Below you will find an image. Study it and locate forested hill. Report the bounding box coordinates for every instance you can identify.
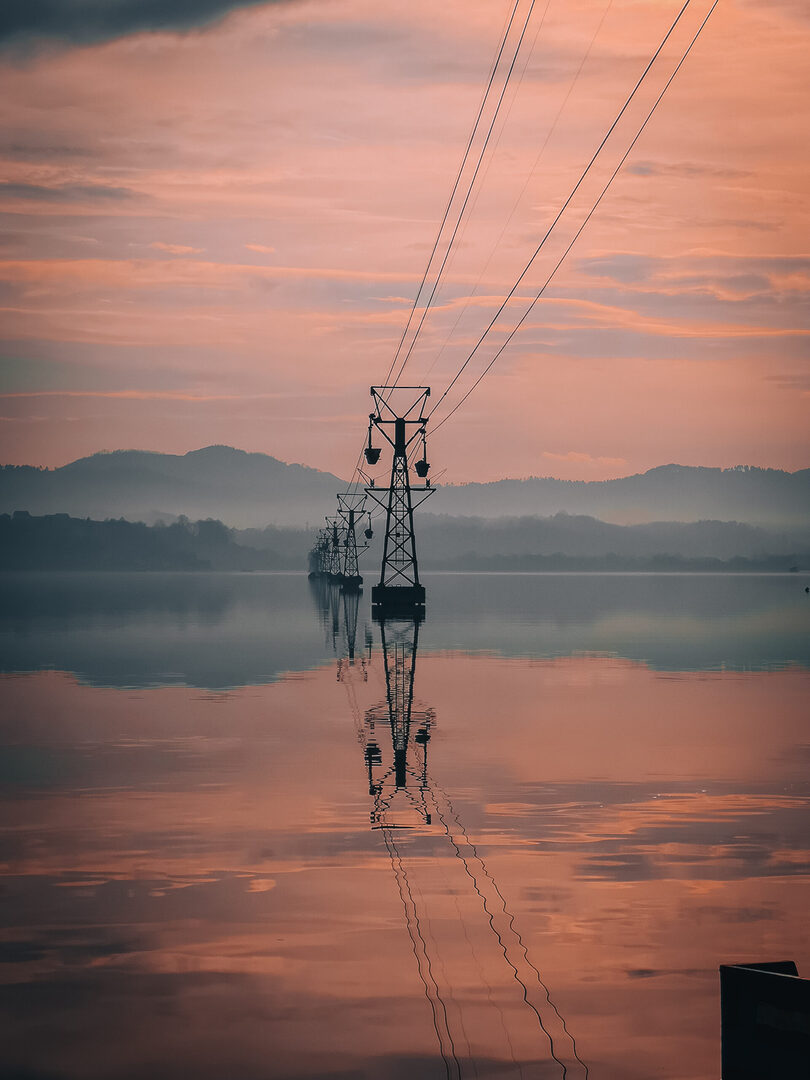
[1,449,807,528]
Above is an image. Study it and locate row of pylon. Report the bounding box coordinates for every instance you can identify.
[307,491,373,592]
[309,385,435,613]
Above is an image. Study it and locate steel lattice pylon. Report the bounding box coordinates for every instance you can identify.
[365,386,433,618]
[325,517,342,579]
[307,525,334,579]
[336,491,368,592]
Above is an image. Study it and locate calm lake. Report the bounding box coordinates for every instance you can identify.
[1,572,808,1079]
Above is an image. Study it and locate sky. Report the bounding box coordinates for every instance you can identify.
[0,0,808,482]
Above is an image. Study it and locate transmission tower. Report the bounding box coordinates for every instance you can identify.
[307,526,331,579]
[364,386,434,618]
[336,491,368,592]
[324,516,344,581]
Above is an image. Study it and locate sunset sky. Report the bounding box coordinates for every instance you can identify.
[1,0,808,481]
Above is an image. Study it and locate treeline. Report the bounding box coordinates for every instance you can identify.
[1,511,808,573]
[416,512,810,561]
[427,552,808,573]
[0,512,288,571]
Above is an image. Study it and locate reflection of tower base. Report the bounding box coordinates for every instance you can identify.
[371,584,425,620]
[340,575,363,592]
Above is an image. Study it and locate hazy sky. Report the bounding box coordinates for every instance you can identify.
[1,0,808,481]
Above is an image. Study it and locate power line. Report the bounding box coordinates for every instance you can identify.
[389,0,543,391]
[427,0,694,423]
[430,0,720,437]
[344,0,526,498]
[416,0,556,359]
[423,0,615,385]
[379,0,524,393]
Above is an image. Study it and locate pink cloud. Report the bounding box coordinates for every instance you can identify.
[149,241,205,255]
[541,450,628,470]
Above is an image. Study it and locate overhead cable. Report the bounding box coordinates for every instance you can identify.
[345,0,525,497]
[389,0,543,391]
[424,0,615,383]
[427,0,695,422]
[378,0,524,394]
[430,0,720,436]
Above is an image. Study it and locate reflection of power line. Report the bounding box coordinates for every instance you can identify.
[445,860,523,1080]
[381,826,449,1077]
[412,870,478,1078]
[428,792,567,1078]
[383,825,463,1080]
[431,780,588,1079]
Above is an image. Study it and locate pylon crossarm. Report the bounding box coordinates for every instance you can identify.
[337,492,367,515]
[370,419,425,452]
[370,386,430,423]
[365,488,391,513]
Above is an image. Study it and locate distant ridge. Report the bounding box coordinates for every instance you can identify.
[436,464,810,527]
[0,445,347,528]
[1,448,807,528]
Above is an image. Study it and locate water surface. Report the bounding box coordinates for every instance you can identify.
[1,572,808,1079]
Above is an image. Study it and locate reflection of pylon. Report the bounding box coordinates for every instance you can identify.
[330,595,587,1078]
[365,387,433,618]
[341,587,360,661]
[364,617,434,828]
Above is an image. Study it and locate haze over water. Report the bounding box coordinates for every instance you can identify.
[1,571,808,1079]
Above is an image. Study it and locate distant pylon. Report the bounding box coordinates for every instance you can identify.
[364,386,433,618]
[336,491,368,592]
[307,526,331,578]
[325,516,344,580]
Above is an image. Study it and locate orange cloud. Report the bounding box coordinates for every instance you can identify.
[149,241,205,255]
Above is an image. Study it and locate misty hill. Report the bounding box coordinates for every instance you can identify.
[435,465,810,528]
[415,513,810,564]
[239,513,810,569]
[0,446,346,528]
[1,449,808,529]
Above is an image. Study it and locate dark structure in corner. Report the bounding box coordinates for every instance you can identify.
[720,960,809,1078]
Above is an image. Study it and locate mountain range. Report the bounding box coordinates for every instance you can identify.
[0,446,345,528]
[1,446,808,529]
[437,465,810,527]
